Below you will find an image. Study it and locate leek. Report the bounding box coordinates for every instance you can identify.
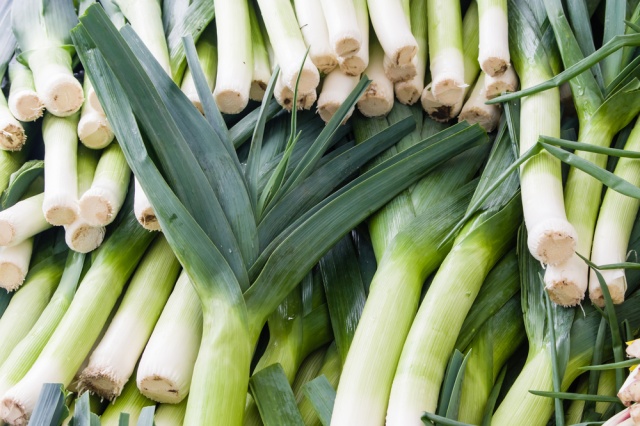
[589,118,640,305]
[256,0,320,93]
[300,344,341,426]
[367,0,417,66]
[249,3,271,101]
[294,0,337,74]
[0,193,51,247]
[77,76,114,150]
[485,66,519,99]
[356,34,394,118]
[274,73,317,112]
[0,90,25,152]
[0,211,155,424]
[458,73,501,132]
[320,0,362,58]
[79,142,131,227]
[394,0,428,105]
[338,0,368,76]
[42,112,80,226]
[426,0,464,106]
[541,0,640,305]
[386,196,520,425]
[317,70,359,123]
[292,348,327,405]
[7,60,43,123]
[11,0,84,116]
[0,253,65,366]
[212,0,252,114]
[478,0,510,77]
[0,251,84,401]
[508,0,576,266]
[64,144,104,254]
[136,272,202,403]
[0,239,34,291]
[79,236,180,399]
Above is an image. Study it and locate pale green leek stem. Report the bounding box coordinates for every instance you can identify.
[249,5,271,101]
[100,375,155,426]
[154,399,187,426]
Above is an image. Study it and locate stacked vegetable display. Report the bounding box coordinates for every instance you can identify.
[0,0,640,425]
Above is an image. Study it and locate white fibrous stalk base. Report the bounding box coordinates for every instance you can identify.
[0,239,33,292]
[544,254,588,307]
[619,367,640,406]
[527,218,577,266]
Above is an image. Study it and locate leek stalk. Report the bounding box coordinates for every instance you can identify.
[294,0,337,74]
[99,375,155,426]
[0,239,34,291]
[394,0,428,105]
[7,60,43,123]
[0,193,51,247]
[248,4,271,101]
[458,73,501,132]
[356,34,394,118]
[478,0,510,76]
[319,0,361,58]
[0,90,25,152]
[180,23,217,113]
[77,76,114,150]
[338,0,368,76]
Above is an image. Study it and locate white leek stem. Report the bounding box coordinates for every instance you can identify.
[80,142,131,227]
[338,0,369,76]
[384,55,417,83]
[8,60,44,122]
[356,36,394,118]
[42,112,80,226]
[367,0,417,66]
[212,0,252,114]
[256,0,320,93]
[274,73,317,111]
[115,0,171,74]
[317,70,359,123]
[478,0,510,77]
[485,66,518,99]
[134,178,159,231]
[64,222,106,254]
[0,193,51,247]
[78,77,114,150]
[79,237,180,399]
[295,0,337,74]
[0,239,34,292]
[0,91,26,152]
[320,0,362,58]
[249,7,271,101]
[589,119,640,306]
[395,0,428,106]
[26,48,84,117]
[137,272,202,403]
[427,0,465,106]
[458,73,501,132]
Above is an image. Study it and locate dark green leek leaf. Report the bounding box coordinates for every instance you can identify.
[566,0,604,88]
[438,351,465,418]
[302,375,336,426]
[607,120,636,172]
[421,412,474,426]
[166,0,215,78]
[585,318,608,416]
[136,406,155,426]
[71,22,245,309]
[318,235,366,364]
[602,0,627,85]
[351,227,377,294]
[246,69,280,212]
[250,364,304,426]
[29,383,68,426]
[580,358,640,370]
[278,77,371,198]
[529,391,620,403]
[607,55,640,97]
[489,34,640,104]
[1,160,44,209]
[244,125,490,335]
[257,116,415,249]
[230,99,281,149]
